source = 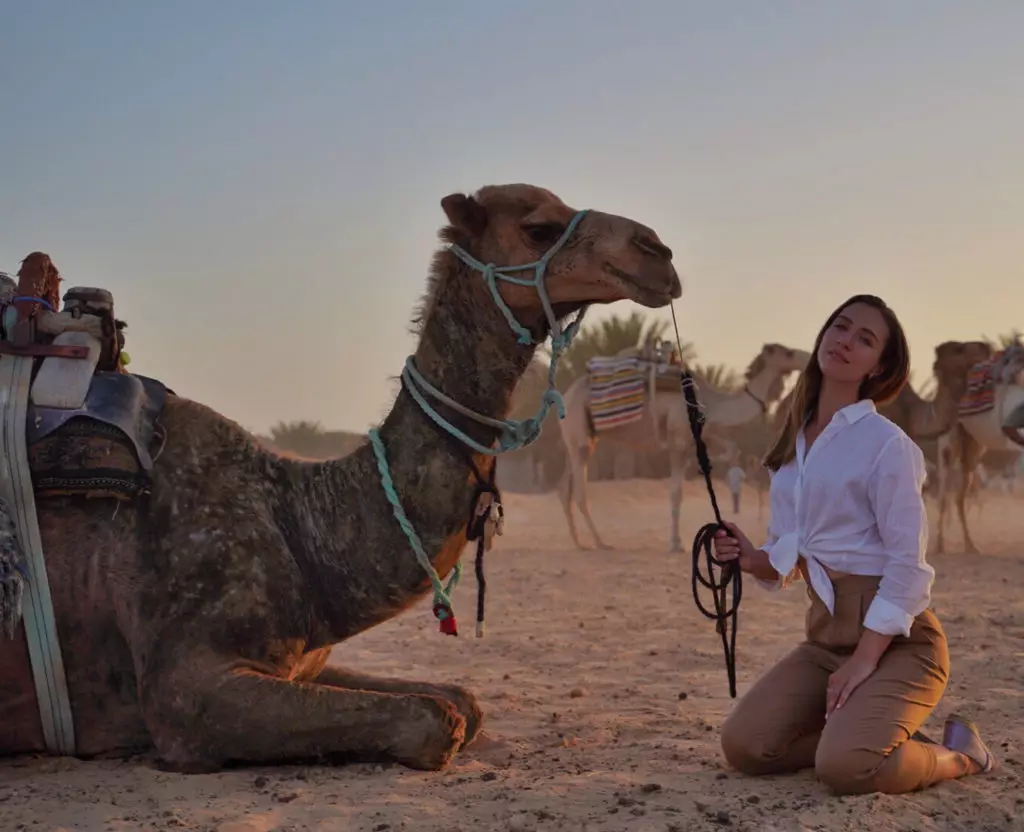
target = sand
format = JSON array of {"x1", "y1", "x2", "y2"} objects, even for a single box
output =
[{"x1": 1, "y1": 479, "x2": 1021, "y2": 832}]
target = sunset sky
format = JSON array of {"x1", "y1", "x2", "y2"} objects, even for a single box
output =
[{"x1": 3, "y1": 1, "x2": 1021, "y2": 434}]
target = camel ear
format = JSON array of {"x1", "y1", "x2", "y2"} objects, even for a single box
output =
[{"x1": 441, "y1": 193, "x2": 488, "y2": 237}]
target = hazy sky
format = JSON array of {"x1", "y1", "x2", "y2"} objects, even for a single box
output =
[{"x1": 3, "y1": 2, "x2": 1021, "y2": 434}]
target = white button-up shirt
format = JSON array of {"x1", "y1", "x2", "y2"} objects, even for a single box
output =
[{"x1": 758, "y1": 399, "x2": 934, "y2": 638}]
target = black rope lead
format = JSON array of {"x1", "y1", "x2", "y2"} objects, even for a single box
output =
[
  {"x1": 680, "y1": 370, "x2": 742, "y2": 698},
  {"x1": 668, "y1": 304, "x2": 743, "y2": 699}
]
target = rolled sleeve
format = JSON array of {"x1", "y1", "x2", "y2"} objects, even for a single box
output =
[
  {"x1": 756, "y1": 531, "x2": 802, "y2": 592},
  {"x1": 864, "y1": 433, "x2": 935, "y2": 637}
]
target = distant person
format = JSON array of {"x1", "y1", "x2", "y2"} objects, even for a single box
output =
[
  {"x1": 711, "y1": 294, "x2": 994, "y2": 795},
  {"x1": 726, "y1": 463, "x2": 745, "y2": 514}
]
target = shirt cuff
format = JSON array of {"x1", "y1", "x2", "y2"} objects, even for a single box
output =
[
  {"x1": 754, "y1": 539, "x2": 787, "y2": 591},
  {"x1": 863, "y1": 594, "x2": 914, "y2": 638}
]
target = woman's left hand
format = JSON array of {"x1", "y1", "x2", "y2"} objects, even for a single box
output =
[{"x1": 826, "y1": 655, "x2": 878, "y2": 718}]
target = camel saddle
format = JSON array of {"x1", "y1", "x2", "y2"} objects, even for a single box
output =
[{"x1": 0, "y1": 275, "x2": 169, "y2": 756}]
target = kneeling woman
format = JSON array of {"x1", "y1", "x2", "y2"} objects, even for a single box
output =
[{"x1": 713, "y1": 294, "x2": 994, "y2": 795}]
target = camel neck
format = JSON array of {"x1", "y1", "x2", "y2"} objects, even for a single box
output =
[{"x1": 280, "y1": 255, "x2": 542, "y2": 645}]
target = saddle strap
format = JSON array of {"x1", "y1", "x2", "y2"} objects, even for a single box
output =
[{"x1": 0, "y1": 354, "x2": 76, "y2": 754}]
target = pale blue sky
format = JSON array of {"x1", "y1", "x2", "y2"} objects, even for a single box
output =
[{"x1": 3, "y1": 2, "x2": 1021, "y2": 433}]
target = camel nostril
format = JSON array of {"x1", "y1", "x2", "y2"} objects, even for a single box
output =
[{"x1": 633, "y1": 235, "x2": 673, "y2": 261}]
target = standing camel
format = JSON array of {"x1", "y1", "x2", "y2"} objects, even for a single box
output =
[
  {"x1": 0, "y1": 184, "x2": 681, "y2": 771},
  {"x1": 934, "y1": 344, "x2": 1024, "y2": 553},
  {"x1": 555, "y1": 343, "x2": 809, "y2": 551}
]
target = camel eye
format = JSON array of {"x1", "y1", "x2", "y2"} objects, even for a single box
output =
[{"x1": 522, "y1": 223, "x2": 565, "y2": 247}]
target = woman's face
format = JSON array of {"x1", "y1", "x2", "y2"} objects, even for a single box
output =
[{"x1": 817, "y1": 302, "x2": 890, "y2": 386}]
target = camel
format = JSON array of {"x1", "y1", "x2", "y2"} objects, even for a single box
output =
[
  {"x1": 0, "y1": 184, "x2": 681, "y2": 772},
  {"x1": 877, "y1": 340, "x2": 994, "y2": 440},
  {"x1": 555, "y1": 343, "x2": 809, "y2": 551},
  {"x1": 934, "y1": 343, "x2": 1024, "y2": 553}
]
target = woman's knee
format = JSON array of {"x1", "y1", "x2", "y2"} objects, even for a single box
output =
[
  {"x1": 721, "y1": 710, "x2": 784, "y2": 775},
  {"x1": 814, "y1": 740, "x2": 883, "y2": 795}
]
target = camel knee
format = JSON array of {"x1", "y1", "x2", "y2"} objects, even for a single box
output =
[{"x1": 814, "y1": 743, "x2": 884, "y2": 795}]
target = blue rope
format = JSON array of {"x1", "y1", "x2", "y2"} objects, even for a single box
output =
[
  {"x1": 368, "y1": 428, "x2": 461, "y2": 623},
  {"x1": 11, "y1": 297, "x2": 55, "y2": 312}
]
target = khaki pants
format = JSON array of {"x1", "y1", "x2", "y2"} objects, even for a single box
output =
[{"x1": 721, "y1": 572, "x2": 950, "y2": 795}]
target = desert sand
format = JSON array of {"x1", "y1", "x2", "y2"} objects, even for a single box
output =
[{"x1": 0, "y1": 479, "x2": 1021, "y2": 832}]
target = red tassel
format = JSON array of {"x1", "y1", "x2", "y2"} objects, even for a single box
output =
[{"x1": 434, "y1": 603, "x2": 458, "y2": 636}]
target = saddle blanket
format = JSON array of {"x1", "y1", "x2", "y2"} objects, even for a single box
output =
[
  {"x1": 587, "y1": 355, "x2": 647, "y2": 431},
  {"x1": 959, "y1": 351, "x2": 1009, "y2": 417}
]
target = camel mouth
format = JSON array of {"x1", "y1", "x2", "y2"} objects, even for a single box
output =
[{"x1": 602, "y1": 263, "x2": 680, "y2": 308}]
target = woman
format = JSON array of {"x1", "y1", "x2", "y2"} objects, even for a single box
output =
[{"x1": 713, "y1": 294, "x2": 994, "y2": 795}]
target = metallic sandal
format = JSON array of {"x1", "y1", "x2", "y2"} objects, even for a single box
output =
[{"x1": 943, "y1": 714, "x2": 996, "y2": 773}]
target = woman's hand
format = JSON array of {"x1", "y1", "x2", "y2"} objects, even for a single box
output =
[
  {"x1": 826, "y1": 654, "x2": 878, "y2": 718},
  {"x1": 712, "y1": 522, "x2": 778, "y2": 581}
]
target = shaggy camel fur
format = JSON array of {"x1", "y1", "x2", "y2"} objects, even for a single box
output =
[{"x1": 0, "y1": 184, "x2": 680, "y2": 772}]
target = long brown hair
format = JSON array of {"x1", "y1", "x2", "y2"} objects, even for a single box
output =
[{"x1": 763, "y1": 294, "x2": 910, "y2": 472}]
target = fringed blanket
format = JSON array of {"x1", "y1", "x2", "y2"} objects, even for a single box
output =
[
  {"x1": 587, "y1": 355, "x2": 648, "y2": 431},
  {"x1": 959, "y1": 347, "x2": 1024, "y2": 417},
  {"x1": 959, "y1": 358, "x2": 997, "y2": 417}
]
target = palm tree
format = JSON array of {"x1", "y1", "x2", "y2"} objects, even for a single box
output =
[
  {"x1": 543, "y1": 311, "x2": 696, "y2": 388},
  {"x1": 690, "y1": 362, "x2": 742, "y2": 392},
  {"x1": 980, "y1": 329, "x2": 1023, "y2": 352},
  {"x1": 267, "y1": 420, "x2": 327, "y2": 457}
]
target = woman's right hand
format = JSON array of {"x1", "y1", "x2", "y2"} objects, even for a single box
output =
[{"x1": 712, "y1": 522, "x2": 767, "y2": 575}]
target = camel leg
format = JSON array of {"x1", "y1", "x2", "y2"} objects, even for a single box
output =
[
  {"x1": 668, "y1": 446, "x2": 685, "y2": 552},
  {"x1": 143, "y1": 663, "x2": 466, "y2": 773},
  {"x1": 314, "y1": 665, "x2": 483, "y2": 749},
  {"x1": 571, "y1": 438, "x2": 613, "y2": 550},
  {"x1": 557, "y1": 449, "x2": 586, "y2": 550},
  {"x1": 957, "y1": 436, "x2": 985, "y2": 555},
  {"x1": 935, "y1": 441, "x2": 954, "y2": 555}
]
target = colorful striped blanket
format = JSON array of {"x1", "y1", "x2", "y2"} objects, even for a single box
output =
[
  {"x1": 586, "y1": 355, "x2": 648, "y2": 431},
  {"x1": 958, "y1": 347, "x2": 1024, "y2": 417}
]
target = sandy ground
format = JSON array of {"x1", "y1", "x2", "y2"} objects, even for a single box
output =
[{"x1": 1, "y1": 479, "x2": 1022, "y2": 832}]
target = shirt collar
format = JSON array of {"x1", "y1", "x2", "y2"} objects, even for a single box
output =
[{"x1": 837, "y1": 398, "x2": 877, "y2": 425}]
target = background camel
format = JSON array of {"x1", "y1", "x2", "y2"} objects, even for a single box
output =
[
  {"x1": 555, "y1": 343, "x2": 809, "y2": 551},
  {"x1": 934, "y1": 342, "x2": 1024, "y2": 553},
  {"x1": 0, "y1": 184, "x2": 681, "y2": 772}
]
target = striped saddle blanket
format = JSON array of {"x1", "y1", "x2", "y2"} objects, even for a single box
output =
[
  {"x1": 959, "y1": 357, "x2": 997, "y2": 417},
  {"x1": 959, "y1": 347, "x2": 1024, "y2": 417},
  {"x1": 586, "y1": 355, "x2": 648, "y2": 431}
]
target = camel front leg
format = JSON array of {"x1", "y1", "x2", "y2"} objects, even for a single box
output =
[
  {"x1": 560, "y1": 437, "x2": 612, "y2": 550},
  {"x1": 957, "y1": 435, "x2": 985, "y2": 555},
  {"x1": 668, "y1": 446, "x2": 685, "y2": 552},
  {"x1": 314, "y1": 665, "x2": 483, "y2": 748},
  {"x1": 143, "y1": 664, "x2": 466, "y2": 773}
]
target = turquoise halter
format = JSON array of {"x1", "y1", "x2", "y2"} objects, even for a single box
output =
[{"x1": 367, "y1": 208, "x2": 591, "y2": 630}]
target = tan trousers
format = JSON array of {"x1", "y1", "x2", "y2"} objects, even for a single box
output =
[{"x1": 721, "y1": 572, "x2": 950, "y2": 795}]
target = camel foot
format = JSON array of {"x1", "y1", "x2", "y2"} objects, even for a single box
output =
[
  {"x1": 669, "y1": 540, "x2": 683, "y2": 553},
  {"x1": 595, "y1": 541, "x2": 614, "y2": 551},
  {"x1": 314, "y1": 666, "x2": 483, "y2": 750},
  {"x1": 389, "y1": 697, "x2": 467, "y2": 771}
]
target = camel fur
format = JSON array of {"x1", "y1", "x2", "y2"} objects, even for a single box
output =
[{"x1": 0, "y1": 184, "x2": 681, "y2": 773}]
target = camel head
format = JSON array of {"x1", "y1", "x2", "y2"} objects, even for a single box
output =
[
  {"x1": 435, "y1": 184, "x2": 682, "y2": 343},
  {"x1": 932, "y1": 340, "x2": 992, "y2": 391},
  {"x1": 745, "y1": 343, "x2": 811, "y2": 403}
]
